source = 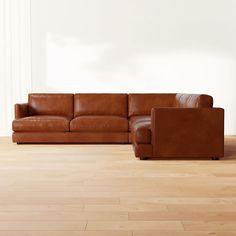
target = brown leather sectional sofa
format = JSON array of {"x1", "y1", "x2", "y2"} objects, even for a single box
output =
[{"x1": 12, "y1": 93, "x2": 224, "y2": 160}]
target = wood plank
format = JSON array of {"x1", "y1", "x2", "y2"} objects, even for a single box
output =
[
  {"x1": 84, "y1": 203, "x2": 168, "y2": 212},
  {"x1": 86, "y1": 220, "x2": 183, "y2": 230},
  {"x1": 0, "y1": 136, "x2": 236, "y2": 234},
  {"x1": 0, "y1": 204, "x2": 84, "y2": 212},
  {"x1": 0, "y1": 221, "x2": 86, "y2": 230},
  {"x1": 0, "y1": 231, "x2": 132, "y2": 236},
  {"x1": 183, "y1": 221, "x2": 236, "y2": 231},
  {"x1": 167, "y1": 204, "x2": 236, "y2": 212},
  {"x1": 0, "y1": 211, "x2": 128, "y2": 221},
  {"x1": 129, "y1": 211, "x2": 236, "y2": 221},
  {"x1": 133, "y1": 230, "x2": 236, "y2": 236},
  {"x1": 120, "y1": 197, "x2": 236, "y2": 205}
]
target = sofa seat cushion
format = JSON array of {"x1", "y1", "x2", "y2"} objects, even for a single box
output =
[
  {"x1": 131, "y1": 120, "x2": 151, "y2": 144},
  {"x1": 70, "y1": 116, "x2": 129, "y2": 132},
  {"x1": 129, "y1": 116, "x2": 151, "y2": 131},
  {"x1": 13, "y1": 116, "x2": 70, "y2": 132}
]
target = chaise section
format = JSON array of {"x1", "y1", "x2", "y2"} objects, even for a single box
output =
[
  {"x1": 129, "y1": 93, "x2": 223, "y2": 159},
  {"x1": 70, "y1": 116, "x2": 128, "y2": 132},
  {"x1": 13, "y1": 116, "x2": 70, "y2": 132}
]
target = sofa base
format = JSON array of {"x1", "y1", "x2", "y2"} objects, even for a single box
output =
[
  {"x1": 133, "y1": 143, "x2": 153, "y2": 158},
  {"x1": 12, "y1": 132, "x2": 129, "y2": 144}
]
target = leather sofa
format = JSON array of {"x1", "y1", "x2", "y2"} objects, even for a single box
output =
[{"x1": 12, "y1": 93, "x2": 224, "y2": 160}]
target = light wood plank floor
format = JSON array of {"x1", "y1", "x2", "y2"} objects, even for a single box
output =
[{"x1": 0, "y1": 136, "x2": 236, "y2": 236}]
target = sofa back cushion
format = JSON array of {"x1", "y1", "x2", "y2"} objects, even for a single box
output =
[
  {"x1": 74, "y1": 94, "x2": 128, "y2": 117},
  {"x1": 28, "y1": 93, "x2": 74, "y2": 118},
  {"x1": 128, "y1": 94, "x2": 176, "y2": 117},
  {"x1": 174, "y1": 94, "x2": 213, "y2": 108}
]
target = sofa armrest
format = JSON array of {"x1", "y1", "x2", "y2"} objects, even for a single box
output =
[
  {"x1": 15, "y1": 103, "x2": 29, "y2": 119},
  {"x1": 151, "y1": 108, "x2": 224, "y2": 158}
]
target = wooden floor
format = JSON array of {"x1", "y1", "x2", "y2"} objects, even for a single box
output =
[{"x1": 0, "y1": 137, "x2": 236, "y2": 236}]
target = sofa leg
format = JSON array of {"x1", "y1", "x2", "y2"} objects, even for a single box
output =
[
  {"x1": 140, "y1": 157, "x2": 148, "y2": 160},
  {"x1": 212, "y1": 157, "x2": 219, "y2": 160}
]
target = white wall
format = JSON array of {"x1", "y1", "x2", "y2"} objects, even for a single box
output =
[{"x1": 6, "y1": 0, "x2": 235, "y2": 135}]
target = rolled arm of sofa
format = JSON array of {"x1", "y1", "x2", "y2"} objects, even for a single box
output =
[
  {"x1": 151, "y1": 108, "x2": 224, "y2": 158},
  {"x1": 15, "y1": 103, "x2": 29, "y2": 119}
]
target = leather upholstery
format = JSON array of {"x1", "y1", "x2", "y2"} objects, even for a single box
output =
[
  {"x1": 129, "y1": 116, "x2": 151, "y2": 144},
  {"x1": 128, "y1": 94, "x2": 176, "y2": 117},
  {"x1": 70, "y1": 116, "x2": 128, "y2": 132},
  {"x1": 15, "y1": 103, "x2": 29, "y2": 119},
  {"x1": 12, "y1": 93, "x2": 224, "y2": 159},
  {"x1": 12, "y1": 132, "x2": 128, "y2": 143},
  {"x1": 131, "y1": 121, "x2": 151, "y2": 144},
  {"x1": 133, "y1": 143, "x2": 153, "y2": 158},
  {"x1": 129, "y1": 116, "x2": 151, "y2": 131},
  {"x1": 28, "y1": 94, "x2": 74, "y2": 118},
  {"x1": 174, "y1": 94, "x2": 213, "y2": 108},
  {"x1": 13, "y1": 116, "x2": 70, "y2": 132},
  {"x1": 151, "y1": 107, "x2": 224, "y2": 157},
  {"x1": 74, "y1": 94, "x2": 127, "y2": 117}
]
